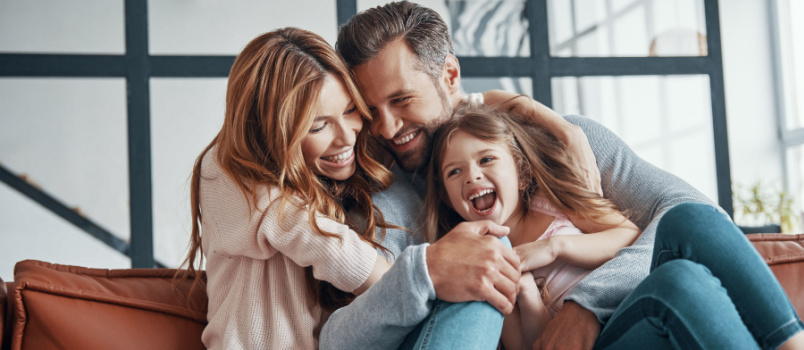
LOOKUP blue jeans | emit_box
[398,237,511,350]
[596,203,804,350]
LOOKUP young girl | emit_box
[424,105,804,349]
[178,28,395,349]
[422,104,641,350]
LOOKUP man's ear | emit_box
[442,54,461,95]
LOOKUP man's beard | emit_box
[387,88,451,172]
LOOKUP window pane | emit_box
[358,0,529,57]
[149,0,338,55]
[0,78,130,241]
[463,77,533,97]
[552,75,717,202]
[150,78,226,267]
[548,0,707,57]
[782,146,804,233]
[777,0,804,130]
[0,0,124,54]
[0,183,130,281]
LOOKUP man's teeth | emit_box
[322,149,352,162]
[469,189,495,201]
[393,131,418,145]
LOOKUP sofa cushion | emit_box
[748,233,804,317]
[8,260,207,350]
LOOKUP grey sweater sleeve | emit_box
[563,115,718,323]
[319,244,436,350]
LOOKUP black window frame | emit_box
[0,0,731,268]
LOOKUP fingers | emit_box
[462,220,510,238]
[483,282,514,314]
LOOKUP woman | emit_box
[178,28,395,349]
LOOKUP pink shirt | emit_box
[527,197,592,316]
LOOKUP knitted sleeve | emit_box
[562,115,716,323]
[255,190,379,293]
[201,153,378,294]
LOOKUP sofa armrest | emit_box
[748,233,804,317]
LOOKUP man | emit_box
[320,1,713,349]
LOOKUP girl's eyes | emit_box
[345,105,357,115]
[393,96,411,104]
[480,156,495,164]
[445,168,461,177]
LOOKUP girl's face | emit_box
[301,74,363,181]
[440,130,524,226]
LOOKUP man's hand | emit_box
[426,220,520,314]
[485,90,603,195]
[532,301,600,350]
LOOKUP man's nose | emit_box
[371,107,403,140]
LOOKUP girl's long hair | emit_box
[177,28,394,311]
[422,104,623,243]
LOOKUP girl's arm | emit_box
[501,271,552,350]
[483,90,602,195]
[516,212,641,271]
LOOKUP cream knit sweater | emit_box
[198,148,378,349]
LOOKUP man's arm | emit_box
[320,221,519,349]
[534,115,716,349]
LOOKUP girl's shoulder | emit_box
[529,196,568,219]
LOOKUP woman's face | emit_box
[301,74,363,181]
[440,130,524,226]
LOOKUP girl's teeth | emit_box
[394,131,417,145]
[469,189,495,200]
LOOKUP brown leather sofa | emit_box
[1,234,803,350]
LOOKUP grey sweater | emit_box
[319,115,715,349]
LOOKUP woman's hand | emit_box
[514,238,559,271]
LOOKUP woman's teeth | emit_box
[393,131,418,145]
[322,149,352,163]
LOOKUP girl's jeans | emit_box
[596,202,804,349]
[398,237,510,350]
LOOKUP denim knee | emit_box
[656,202,737,247]
[643,259,719,305]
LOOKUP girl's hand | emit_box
[514,238,558,271]
[518,271,540,299]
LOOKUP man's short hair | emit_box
[336,1,454,80]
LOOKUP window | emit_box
[774,0,804,232]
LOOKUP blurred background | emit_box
[1,0,802,281]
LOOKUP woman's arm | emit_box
[483,90,602,195]
[353,255,392,295]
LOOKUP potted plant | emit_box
[733,181,798,234]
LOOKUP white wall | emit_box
[0,0,784,281]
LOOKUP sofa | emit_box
[1,234,803,350]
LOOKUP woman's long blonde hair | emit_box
[422,104,623,243]
[178,28,394,311]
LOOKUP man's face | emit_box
[353,39,452,172]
